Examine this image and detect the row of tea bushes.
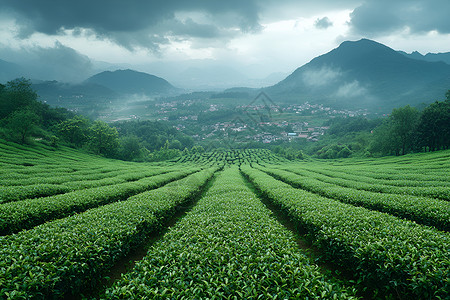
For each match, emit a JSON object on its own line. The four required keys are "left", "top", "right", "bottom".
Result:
{"left": 241, "top": 166, "right": 450, "bottom": 299}
{"left": 0, "top": 168, "right": 177, "bottom": 203}
{"left": 104, "top": 167, "right": 358, "bottom": 299}
{"left": 0, "top": 168, "right": 199, "bottom": 235}
{"left": 258, "top": 166, "right": 450, "bottom": 231}
{"left": 279, "top": 165, "right": 450, "bottom": 200}
{"left": 0, "top": 168, "right": 216, "bottom": 299}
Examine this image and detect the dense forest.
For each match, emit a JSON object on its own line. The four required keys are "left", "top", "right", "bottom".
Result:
{"left": 0, "top": 77, "right": 449, "bottom": 161}
{"left": 0, "top": 78, "right": 196, "bottom": 161}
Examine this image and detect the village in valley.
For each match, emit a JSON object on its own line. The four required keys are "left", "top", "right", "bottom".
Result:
{"left": 138, "top": 93, "right": 371, "bottom": 145}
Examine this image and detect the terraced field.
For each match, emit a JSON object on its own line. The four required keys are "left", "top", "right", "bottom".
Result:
{"left": 0, "top": 139, "right": 448, "bottom": 299}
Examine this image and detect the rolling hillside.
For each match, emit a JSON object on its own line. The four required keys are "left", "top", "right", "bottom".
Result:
{"left": 0, "top": 139, "right": 448, "bottom": 298}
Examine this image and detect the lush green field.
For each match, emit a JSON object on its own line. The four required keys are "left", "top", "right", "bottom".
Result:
{"left": 0, "top": 139, "right": 449, "bottom": 299}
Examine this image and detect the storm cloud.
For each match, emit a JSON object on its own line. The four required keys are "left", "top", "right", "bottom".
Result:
{"left": 348, "top": 0, "right": 450, "bottom": 35}
{"left": 0, "top": 0, "right": 449, "bottom": 86}
{"left": 1, "top": 0, "right": 448, "bottom": 50}
{"left": 0, "top": 0, "right": 263, "bottom": 50}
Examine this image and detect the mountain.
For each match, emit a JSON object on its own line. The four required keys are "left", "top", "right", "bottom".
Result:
{"left": 85, "top": 69, "right": 179, "bottom": 95}
{"left": 0, "top": 59, "right": 23, "bottom": 83}
{"left": 398, "top": 51, "right": 450, "bottom": 65}
{"left": 266, "top": 39, "right": 450, "bottom": 112}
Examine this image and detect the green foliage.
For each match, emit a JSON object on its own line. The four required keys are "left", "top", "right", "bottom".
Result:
{"left": 113, "top": 120, "right": 193, "bottom": 152}
{"left": 5, "top": 107, "right": 40, "bottom": 143}
{"left": 191, "top": 145, "right": 205, "bottom": 153}
{"left": 147, "top": 147, "right": 181, "bottom": 162}
{"left": 88, "top": 120, "right": 120, "bottom": 156}
{"left": 326, "top": 116, "right": 381, "bottom": 136}
{"left": 316, "top": 143, "right": 352, "bottom": 159}
{"left": 417, "top": 99, "right": 450, "bottom": 151}
{"left": 390, "top": 105, "right": 421, "bottom": 154}
{"left": 0, "top": 78, "right": 37, "bottom": 119}
{"left": 0, "top": 77, "right": 76, "bottom": 147}
{"left": 370, "top": 105, "right": 420, "bottom": 155}
{"left": 272, "top": 145, "right": 304, "bottom": 160}
{"left": 318, "top": 91, "right": 449, "bottom": 158}
{"left": 117, "top": 135, "right": 143, "bottom": 161}
{"left": 57, "top": 115, "right": 90, "bottom": 146}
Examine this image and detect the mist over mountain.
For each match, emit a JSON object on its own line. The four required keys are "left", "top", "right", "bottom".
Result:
{"left": 267, "top": 39, "right": 450, "bottom": 112}
{"left": 176, "top": 66, "right": 251, "bottom": 90}
{"left": 2, "top": 39, "right": 450, "bottom": 114}
{"left": 135, "top": 60, "right": 286, "bottom": 90}
{"left": 0, "top": 59, "right": 22, "bottom": 83}
{"left": 32, "top": 80, "right": 118, "bottom": 107}
{"left": 0, "top": 43, "right": 96, "bottom": 83}
{"left": 30, "top": 69, "right": 180, "bottom": 109}
{"left": 85, "top": 69, "right": 179, "bottom": 96}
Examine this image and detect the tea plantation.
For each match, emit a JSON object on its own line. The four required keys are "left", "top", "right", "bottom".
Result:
{"left": 0, "top": 139, "right": 448, "bottom": 299}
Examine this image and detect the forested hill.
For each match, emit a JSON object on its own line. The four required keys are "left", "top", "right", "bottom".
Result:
{"left": 85, "top": 69, "right": 179, "bottom": 96}
{"left": 266, "top": 39, "right": 450, "bottom": 112}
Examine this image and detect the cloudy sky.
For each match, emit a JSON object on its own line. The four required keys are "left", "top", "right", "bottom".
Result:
{"left": 1, "top": 0, "right": 449, "bottom": 86}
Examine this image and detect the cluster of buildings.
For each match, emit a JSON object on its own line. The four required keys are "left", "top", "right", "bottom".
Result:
{"left": 284, "top": 102, "right": 368, "bottom": 117}
{"left": 151, "top": 99, "right": 369, "bottom": 144}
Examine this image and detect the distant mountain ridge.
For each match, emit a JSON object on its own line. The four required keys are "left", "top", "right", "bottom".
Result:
{"left": 28, "top": 69, "right": 180, "bottom": 108}
{"left": 398, "top": 51, "right": 450, "bottom": 65}
{"left": 266, "top": 39, "right": 450, "bottom": 112}
{"left": 85, "top": 69, "right": 178, "bottom": 95}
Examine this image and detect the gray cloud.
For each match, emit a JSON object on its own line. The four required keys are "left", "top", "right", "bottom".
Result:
{"left": 314, "top": 17, "right": 333, "bottom": 29}
{"left": 349, "top": 0, "right": 450, "bottom": 35}
{"left": 0, "top": 0, "right": 366, "bottom": 51}
{"left": 2, "top": 0, "right": 449, "bottom": 55}
{"left": 0, "top": 42, "right": 94, "bottom": 82}
{"left": 0, "top": 0, "right": 262, "bottom": 50}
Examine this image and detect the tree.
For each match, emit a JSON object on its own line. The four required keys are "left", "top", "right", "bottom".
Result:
{"left": 7, "top": 108, "right": 40, "bottom": 144}
{"left": 417, "top": 99, "right": 450, "bottom": 151}
{"left": 118, "top": 135, "right": 143, "bottom": 161}
{"left": 88, "top": 120, "right": 119, "bottom": 156}
{"left": 390, "top": 105, "right": 420, "bottom": 155}
{"left": 0, "top": 78, "right": 37, "bottom": 119}
{"left": 370, "top": 105, "right": 420, "bottom": 156}
{"left": 191, "top": 145, "right": 205, "bottom": 153}
{"left": 169, "top": 139, "right": 183, "bottom": 150}
{"left": 370, "top": 120, "right": 400, "bottom": 155}
{"left": 57, "top": 116, "right": 91, "bottom": 146}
